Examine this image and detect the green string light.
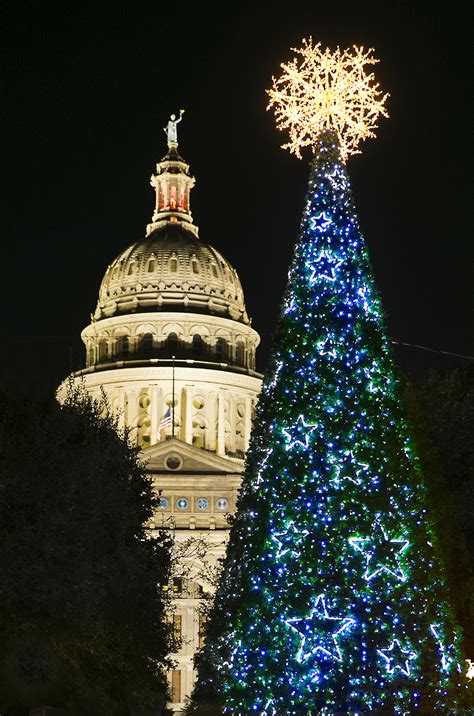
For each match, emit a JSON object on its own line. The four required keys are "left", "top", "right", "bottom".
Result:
{"left": 193, "top": 132, "right": 466, "bottom": 715}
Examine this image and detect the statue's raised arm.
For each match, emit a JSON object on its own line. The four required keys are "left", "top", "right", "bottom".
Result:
{"left": 164, "top": 109, "right": 185, "bottom": 144}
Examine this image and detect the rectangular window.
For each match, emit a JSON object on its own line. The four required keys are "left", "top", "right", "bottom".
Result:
{"left": 171, "top": 669, "right": 181, "bottom": 703}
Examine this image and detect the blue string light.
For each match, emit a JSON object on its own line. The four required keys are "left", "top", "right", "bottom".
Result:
{"left": 194, "top": 131, "right": 466, "bottom": 715}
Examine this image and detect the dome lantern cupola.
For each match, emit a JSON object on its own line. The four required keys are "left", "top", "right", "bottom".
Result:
{"left": 147, "top": 110, "right": 198, "bottom": 238}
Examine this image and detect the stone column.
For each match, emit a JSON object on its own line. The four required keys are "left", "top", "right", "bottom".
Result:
{"left": 150, "top": 385, "right": 159, "bottom": 446}
{"left": 244, "top": 394, "right": 252, "bottom": 452}
{"left": 93, "top": 333, "right": 99, "bottom": 365}
{"left": 228, "top": 392, "right": 237, "bottom": 453}
{"left": 157, "top": 389, "right": 165, "bottom": 442}
{"left": 208, "top": 391, "right": 217, "bottom": 452}
{"left": 217, "top": 389, "right": 226, "bottom": 456}
{"left": 126, "top": 387, "right": 139, "bottom": 445}
{"left": 118, "top": 389, "right": 126, "bottom": 433}
{"left": 184, "top": 385, "right": 193, "bottom": 445}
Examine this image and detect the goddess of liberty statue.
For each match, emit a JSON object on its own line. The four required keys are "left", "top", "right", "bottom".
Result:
{"left": 164, "top": 109, "right": 184, "bottom": 144}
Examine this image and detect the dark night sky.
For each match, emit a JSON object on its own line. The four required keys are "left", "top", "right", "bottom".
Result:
{"left": 2, "top": 0, "right": 472, "bottom": 393}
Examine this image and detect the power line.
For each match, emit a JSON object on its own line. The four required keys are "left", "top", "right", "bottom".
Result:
{"left": 391, "top": 340, "right": 474, "bottom": 361}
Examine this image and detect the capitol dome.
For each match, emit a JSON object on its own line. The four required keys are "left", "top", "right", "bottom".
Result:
{"left": 62, "top": 117, "right": 263, "bottom": 712}
{"left": 95, "top": 223, "right": 249, "bottom": 324}
{"left": 80, "top": 125, "right": 261, "bottom": 376}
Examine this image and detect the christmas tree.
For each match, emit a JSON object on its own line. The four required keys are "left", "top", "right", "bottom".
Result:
{"left": 189, "top": 41, "right": 468, "bottom": 715}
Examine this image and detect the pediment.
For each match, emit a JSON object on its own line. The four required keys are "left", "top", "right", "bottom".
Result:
{"left": 140, "top": 438, "right": 244, "bottom": 474}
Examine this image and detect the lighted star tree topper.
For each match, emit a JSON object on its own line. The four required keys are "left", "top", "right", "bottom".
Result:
{"left": 188, "top": 41, "right": 469, "bottom": 716}
{"left": 267, "top": 38, "right": 389, "bottom": 160}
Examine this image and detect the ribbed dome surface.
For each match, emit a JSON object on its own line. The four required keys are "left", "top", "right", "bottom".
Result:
{"left": 94, "top": 223, "right": 249, "bottom": 324}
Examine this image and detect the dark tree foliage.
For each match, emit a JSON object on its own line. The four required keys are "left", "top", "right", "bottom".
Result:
{"left": 0, "top": 384, "right": 173, "bottom": 715}
{"left": 407, "top": 366, "right": 474, "bottom": 655}
{"left": 415, "top": 367, "right": 473, "bottom": 565}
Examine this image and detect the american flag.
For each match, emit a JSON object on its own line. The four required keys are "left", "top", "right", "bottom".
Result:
{"left": 158, "top": 407, "right": 172, "bottom": 438}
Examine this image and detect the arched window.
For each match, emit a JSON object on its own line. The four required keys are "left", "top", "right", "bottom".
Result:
{"left": 167, "top": 332, "right": 178, "bottom": 355}
{"left": 170, "top": 185, "right": 177, "bottom": 209}
{"left": 216, "top": 337, "right": 228, "bottom": 361}
{"left": 192, "top": 334, "right": 204, "bottom": 357}
{"left": 192, "top": 258, "right": 200, "bottom": 274}
{"left": 236, "top": 341, "right": 245, "bottom": 366}
{"left": 169, "top": 257, "right": 178, "bottom": 272}
{"left": 119, "top": 335, "right": 129, "bottom": 357}
{"left": 127, "top": 262, "right": 136, "bottom": 275}
{"left": 147, "top": 258, "right": 156, "bottom": 273}
{"left": 211, "top": 263, "right": 218, "bottom": 278}
{"left": 140, "top": 333, "right": 153, "bottom": 356}
{"left": 99, "top": 339, "right": 108, "bottom": 362}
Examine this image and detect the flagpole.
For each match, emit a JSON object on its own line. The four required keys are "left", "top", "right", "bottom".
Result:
{"left": 171, "top": 355, "right": 175, "bottom": 438}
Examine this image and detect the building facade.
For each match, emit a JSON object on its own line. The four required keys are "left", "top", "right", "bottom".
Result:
{"left": 61, "top": 124, "right": 262, "bottom": 710}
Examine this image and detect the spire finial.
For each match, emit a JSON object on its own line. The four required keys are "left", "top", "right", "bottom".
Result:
{"left": 164, "top": 109, "right": 185, "bottom": 147}
{"left": 147, "top": 110, "right": 198, "bottom": 237}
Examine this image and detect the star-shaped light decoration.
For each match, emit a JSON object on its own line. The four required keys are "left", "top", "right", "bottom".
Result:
{"left": 316, "top": 337, "right": 337, "bottom": 358}
{"left": 378, "top": 638, "right": 417, "bottom": 676}
{"left": 262, "top": 699, "right": 276, "bottom": 716}
{"left": 222, "top": 636, "right": 241, "bottom": 672}
{"left": 255, "top": 447, "right": 274, "bottom": 487}
{"left": 267, "top": 39, "right": 389, "bottom": 161}
{"left": 430, "top": 624, "right": 451, "bottom": 673}
{"left": 282, "top": 415, "right": 319, "bottom": 451}
{"left": 272, "top": 521, "right": 309, "bottom": 559}
{"left": 332, "top": 450, "right": 369, "bottom": 487}
{"left": 307, "top": 249, "right": 344, "bottom": 284}
{"left": 349, "top": 522, "right": 409, "bottom": 582}
{"left": 286, "top": 594, "right": 355, "bottom": 662}
{"left": 310, "top": 211, "right": 332, "bottom": 233}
